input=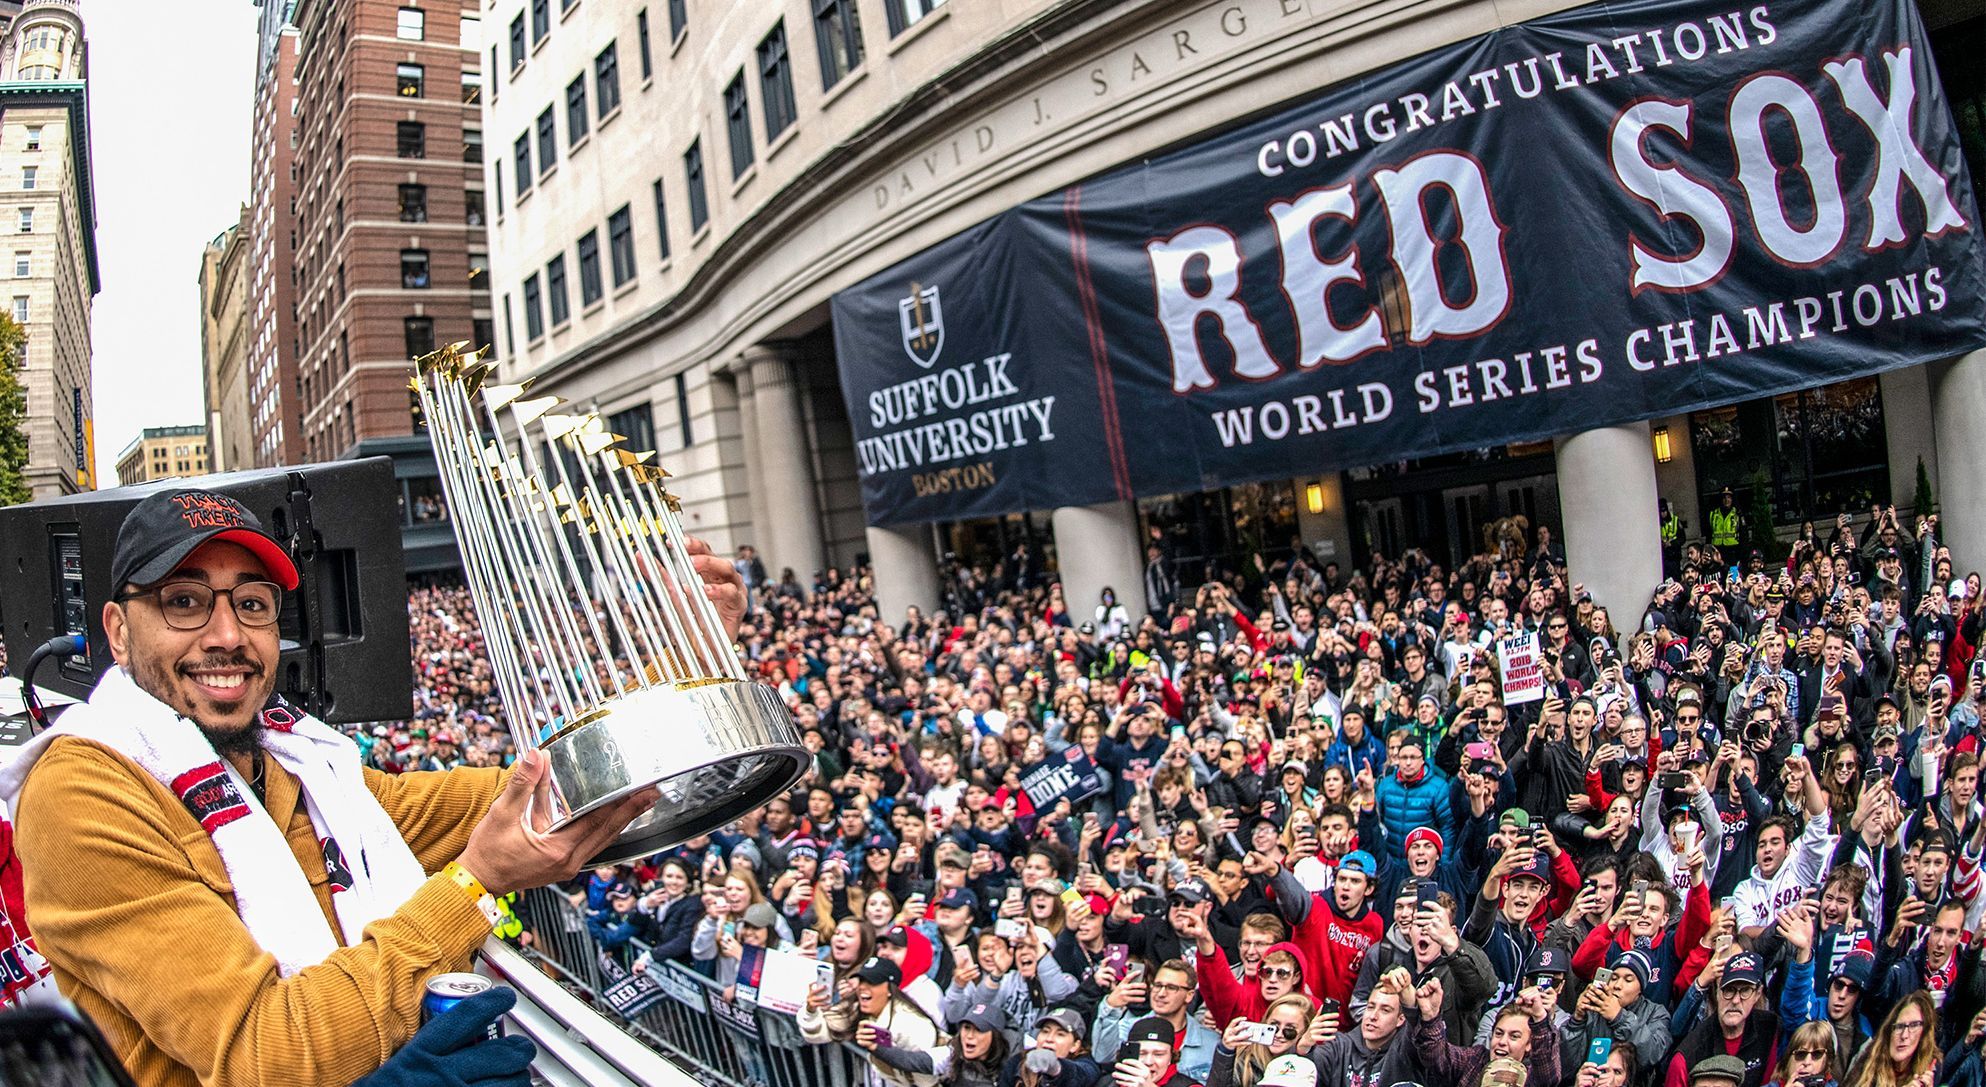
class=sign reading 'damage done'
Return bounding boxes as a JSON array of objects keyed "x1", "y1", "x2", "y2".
[{"x1": 831, "y1": 0, "x2": 1986, "y2": 527}]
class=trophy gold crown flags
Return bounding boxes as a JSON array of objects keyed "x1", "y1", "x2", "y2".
[{"x1": 410, "y1": 341, "x2": 808, "y2": 865}]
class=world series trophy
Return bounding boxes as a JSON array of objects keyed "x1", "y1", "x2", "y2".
[{"x1": 410, "y1": 341, "x2": 808, "y2": 865}]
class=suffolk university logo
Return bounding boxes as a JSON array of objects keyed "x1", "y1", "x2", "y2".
[{"x1": 898, "y1": 281, "x2": 944, "y2": 369}]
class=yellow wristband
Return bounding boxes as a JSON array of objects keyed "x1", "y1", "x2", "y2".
[{"x1": 442, "y1": 861, "x2": 487, "y2": 903}]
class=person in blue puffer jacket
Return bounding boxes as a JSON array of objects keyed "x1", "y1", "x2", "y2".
[{"x1": 1372, "y1": 737, "x2": 1455, "y2": 860}]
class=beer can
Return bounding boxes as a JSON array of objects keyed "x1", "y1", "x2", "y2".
[{"x1": 422, "y1": 973, "x2": 504, "y2": 1040}]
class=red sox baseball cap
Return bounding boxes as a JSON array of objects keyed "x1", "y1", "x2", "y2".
[{"x1": 111, "y1": 489, "x2": 300, "y2": 592}]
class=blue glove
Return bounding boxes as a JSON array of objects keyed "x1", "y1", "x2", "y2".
[{"x1": 352, "y1": 987, "x2": 536, "y2": 1087}]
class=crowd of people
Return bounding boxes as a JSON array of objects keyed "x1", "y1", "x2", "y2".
[{"x1": 379, "y1": 506, "x2": 1986, "y2": 1087}]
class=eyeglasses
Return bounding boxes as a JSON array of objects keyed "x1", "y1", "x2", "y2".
[
  {"x1": 1258, "y1": 966, "x2": 1298, "y2": 981},
  {"x1": 1149, "y1": 981, "x2": 1194, "y2": 994},
  {"x1": 1893, "y1": 1020, "x2": 1927, "y2": 1035},
  {"x1": 1791, "y1": 1049, "x2": 1829, "y2": 1061},
  {"x1": 115, "y1": 580, "x2": 283, "y2": 630}
]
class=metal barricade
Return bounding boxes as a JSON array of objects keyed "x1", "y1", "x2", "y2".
[{"x1": 518, "y1": 888, "x2": 872, "y2": 1087}]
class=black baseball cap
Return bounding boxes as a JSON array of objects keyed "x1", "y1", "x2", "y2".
[
  {"x1": 1126, "y1": 1016, "x2": 1176, "y2": 1047},
  {"x1": 855, "y1": 956, "x2": 901, "y2": 985},
  {"x1": 112, "y1": 489, "x2": 299, "y2": 592}
]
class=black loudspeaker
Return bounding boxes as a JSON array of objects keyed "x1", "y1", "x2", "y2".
[{"x1": 0, "y1": 458, "x2": 412, "y2": 724}]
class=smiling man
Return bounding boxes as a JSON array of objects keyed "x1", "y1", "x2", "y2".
[{"x1": 0, "y1": 489, "x2": 686, "y2": 1087}]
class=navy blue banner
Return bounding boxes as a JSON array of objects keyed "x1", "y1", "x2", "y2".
[{"x1": 832, "y1": 0, "x2": 1986, "y2": 526}]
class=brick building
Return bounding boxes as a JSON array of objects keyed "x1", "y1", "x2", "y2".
[
  {"x1": 290, "y1": 0, "x2": 491, "y2": 462},
  {"x1": 246, "y1": 0, "x2": 303, "y2": 468}
]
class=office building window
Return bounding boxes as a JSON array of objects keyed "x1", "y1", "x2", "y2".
[
  {"x1": 514, "y1": 133, "x2": 532, "y2": 192},
  {"x1": 724, "y1": 74, "x2": 753, "y2": 179},
  {"x1": 546, "y1": 255, "x2": 570, "y2": 324},
  {"x1": 473, "y1": 317, "x2": 495, "y2": 354},
  {"x1": 396, "y1": 63, "x2": 425, "y2": 97},
  {"x1": 674, "y1": 372, "x2": 693, "y2": 446},
  {"x1": 398, "y1": 183, "x2": 428, "y2": 222},
  {"x1": 465, "y1": 188, "x2": 485, "y2": 226},
  {"x1": 536, "y1": 108, "x2": 557, "y2": 174},
  {"x1": 685, "y1": 140, "x2": 707, "y2": 232},
  {"x1": 401, "y1": 249, "x2": 430, "y2": 288},
  {"x1": 10, "y1": 297, "x2": 25, "y2": 324},
  {"x1": 608, "y1": 403, "x2": 655, "y2": 452},
  {"x1": 489, "y1": 45, "x2": 500, "y2": 92},
  {"x1": 883, "y1": 0, "x2": 944, "y2": 36},
  {"x1": 608, "y1": 205, "x2": 635, "y2": 286},
  {"x1": 636, "y1": 9, "x2": 653, "y2": 79},
  {"x1": 522, "y1": 274, "x2": 544, "y2": 339},
  {"x1": 404, "y1": 316, "x2": 435, "y2": 358},
  {"x1": 16, "y1": 208, "x2": 30, "y2": 233},
  {"x1": 397, "y1": 120, "x2": 426, "y2": 157},
  {"x1": 19, "y1": 166, "x2": 34, "y2": 191},
  {"x1": 463, "y1": 127, "x2": 483, "y2": 164},
  {"x1": 531, "y1": 0, "x2": 550, "y2": 42},
  {"x1": 509, "y1": 14, "x2": 526, "y2": 69},
  {"x1": 11, "y1": 252, "x2": 25, "y2": 277},
  {"x1": 595, "y1": 43, "x2": 621, "y2": 116},
  {"x1": 397, "y1": 7, "x2": 425, "y2": 39},
  {"x1": 502, "y1": 293, "x2": 516, "y2": 354},
  {"x1": 461, "y1": 70, "x2": 482, "y2": 104},
  {"x1": 462, "y1": 15, "x2": 480, "y2": 46},
  {"x1": 758, "y1": 23, "x2": 796, "y2": 141},
  {"x1": 566, "y1": 76, "x2": 589, "y2": 142},
  {"x1": 494, "y1": 170, "x2": 504, "y2": 216},
  {"x1": 576, "y1": 229, "x2": 602, "y2": 305},
  {"x1": 651, "y1": 179, "x2": 671, "y2": 260},
  {"x1": 23, "y1": 126, "x2": 39, "y2": 151},
  {"x1": 468, "y1": 252, "x2": 488, "y2": 292},
  {"x1": 813, "y1": 0, "x2": 864, "y2": 90},
  {"x1": 668, "y1": 0, "x2": 686, "y2": 40}
]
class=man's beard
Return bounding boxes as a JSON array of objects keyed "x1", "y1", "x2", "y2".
[{"x1": 130, "y1": 650, "x2": 272, "y2": 757}]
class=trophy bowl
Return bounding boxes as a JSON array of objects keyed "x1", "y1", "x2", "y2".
[{"x1": 540, "y1": 680, "x2": 808, "y2": 866}]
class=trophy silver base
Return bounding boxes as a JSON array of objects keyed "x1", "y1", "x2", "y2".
[{"x1": 537, "y1": 679, "x2": 808, "y2": 867}]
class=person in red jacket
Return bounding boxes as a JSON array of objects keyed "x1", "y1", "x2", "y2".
[
  {"x1": 1177, "y1": 907, "x2": 1316, "y2": 1029},
  {"x1": 1263, "y1": 849, "x2": 1384, "y2": 1029}
]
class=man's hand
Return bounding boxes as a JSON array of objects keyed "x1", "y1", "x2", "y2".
[
  {"x1": 1415, "y1": 976, "x2": 1445, "y2": 1020},
  {"x1": 353, "y1": 988, "x2": 534, "y2": 1087},
  {"x1": 456, "y1": 750, "x2": 660, "y2": 896},
  {"x1": 684, "y1": 536, "x2": 746, "y2": 639},
  {"x1": 1106, "y1": 975, "x2": 1148, "y2": 1009}
]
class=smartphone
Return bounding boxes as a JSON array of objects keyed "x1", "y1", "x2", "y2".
[
  {"x1": 0, "y1": 1001, "x2": 140, "y2": 1087},
  {"x1": 1791, "y1": 743, "x2": 1805, "y2": 758},
  {"x1": 1531, "y1": 823, "x2": 1549, "y2": 848},
  {"x1": 1005, "y1": 885, "x2": 1023, "y2": 906},
  {"x1": 1465, "y1": 741, "x2": 1495, "y2": 762},
  {"x1": 1591, "y1": 966, "x2": 1614, "y2": 989},
  {"x1": 995, "y1": 918, "x2": 1027, "y2": 940},
  {"x1": 1417, "y1": 881, "x2": 1442, "y2": 908},
  {"x1": 1124, "y1": 962, "x2": 1147, "y2": 986},
  {"x1": 1714, "y1": 934, "x2": 1732, "y2": 953},
  {"x1": 1587, "y1": 1036, "x2": 1614, "y2": 1066},
  {"x1": 815, "y1": 961, "x2": 836, "y2": 989},
  {"x1": 1319, "y1": 997, "x2": 1341, "y2": 1019},
  {"x1": 1242, "y1": 1021, "x2": 1279, "y2": 1045},
  {"x1": 1659, "y1": 772, "x2": 1693, "y2": 790},
  {"x1": 1104, "y1": 944, "x2": 1130, "y2": 975},
  {"x1": 1630, "y1": 878, "x2": 1649, "y2": 903},
  {"x1": 1060, "y1": 886, "x2": 1084, "y2": 910},
  {"x1": 1536, "y1": 975, "x2": 1556, "y2": 994},
  {"x1": 870, "y1": 1026, "x2": 893, "y2": 1048}
]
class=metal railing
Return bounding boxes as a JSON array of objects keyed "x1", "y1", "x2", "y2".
[{"x1": 516, "y1": 888, "x2": 874, "y2": 1087}]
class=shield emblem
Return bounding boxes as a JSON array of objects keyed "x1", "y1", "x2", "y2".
[{"x1": 898, "y1": 282, "x2": 945, "y2": 368}]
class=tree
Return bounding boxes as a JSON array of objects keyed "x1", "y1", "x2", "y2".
[
  {"x1": 0, "y1": 313, "x2": 26, "y2": 506},
  {"x1": 1911, "y1": 456, "x2": 1937, "y2": 518}
]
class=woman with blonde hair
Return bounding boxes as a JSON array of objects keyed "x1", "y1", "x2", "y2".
[
  {"x1": 1843, "y1": 991, "x2": 1938, "y2": 1087},
  {"x1": 1766, "y1": 1020, "x2": 1842, "y2": 1087},
  {"x1": 1206, "y1": 994, "x2": 1317, "y2": 1087}
]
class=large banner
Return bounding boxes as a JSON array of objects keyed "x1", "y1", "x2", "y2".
[{"x1": 832, "y1": 0, "x2": 1986, "y2": 526}]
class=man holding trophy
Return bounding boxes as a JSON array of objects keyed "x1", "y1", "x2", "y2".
[{"x1": 0, "y1": 348, "x2": 804, "y2": 1086}]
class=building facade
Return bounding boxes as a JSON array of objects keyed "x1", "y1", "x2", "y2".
[
  {"x1": 478, "y1": 0, "x2": 1986, "y2": 624},
  {"x1": 199, "y1": 210, "x2": 252, "y2": 474},
  {"x1": 290, "y1": 0, "x2": 493, "y2": 463},
  {"x1": 112, "y1": 425, "x2": 207, "y2": 487},
  {"x1": 246, "y1": 0, "x2": 304, "y2": 468},
  {"x1": 0, "y1": 0, "x2": 96, "y2": 501}
]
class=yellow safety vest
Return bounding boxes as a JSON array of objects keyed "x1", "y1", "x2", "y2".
[
  {"x1": 1660, "y1": 515, "x2": 1680, "y2": 545},
  {"x1": 1709, "y1": 507, "x2": 1739, "y2": 547}
]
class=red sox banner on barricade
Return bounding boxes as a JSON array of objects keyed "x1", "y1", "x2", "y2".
[{"x1": 830, "y1": 0, "x2": 1986, "y2": 526}]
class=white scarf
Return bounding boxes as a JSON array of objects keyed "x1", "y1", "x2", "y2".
[{"x1": 0, "y1": 668, "x2": 427, "y2": 977}]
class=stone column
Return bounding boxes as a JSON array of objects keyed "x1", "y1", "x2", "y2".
[
  {"x1": 1051, "y1": 500, "x2": 1146, "y2": 629},
  {"x1": 743, "y1": 344, "x2": 827, "y2": 580},
  {"x1": 1553, "y1": 423, "x2": 1662, "y2": 626},
  {"x1": 729, "y1": 367, "x2": 774, "y2": 554},
  {"x1": 1933, "y1": 350, "x2": 1986, "y2": 572},
  {"x1": 867, "y1": 522, "x2": 941, "y2": 624}
]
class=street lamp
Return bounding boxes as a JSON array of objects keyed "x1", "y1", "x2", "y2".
[{"x1": 1652, "y1": 425, "x2": 1673, "y2": 464}]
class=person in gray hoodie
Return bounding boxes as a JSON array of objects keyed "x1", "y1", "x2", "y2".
[
  {"x1": 1303, "y1": 969, "x2": 1422, "y2": 1087},
  {"x1": 1561, "y1": 950, "x2": 1674, "y2": 1078},
  {"x1": 1350, "y1": 883, "x2": 1495, "y2": 1045}
]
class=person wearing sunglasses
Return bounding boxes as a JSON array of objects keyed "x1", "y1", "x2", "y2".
[
  {"x1": 1206, "y1": 994, "x2": 1313, "y2": 1087},
  {"x1": 1765, "y1": 1021, "x2": 1842, "y2": 1087}
]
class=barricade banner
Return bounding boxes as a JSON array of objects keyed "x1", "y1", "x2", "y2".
[
  {"x1": 832, "y1": 0, "x2": 1986, "y2": 526},
  {"x1": 598, "y1": 951, "x2": 672, "y2": 1019}
]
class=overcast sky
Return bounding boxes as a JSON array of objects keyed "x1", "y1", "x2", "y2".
[{"x1": 83, "y1": 1, "x2": 259, "y2": 483}]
